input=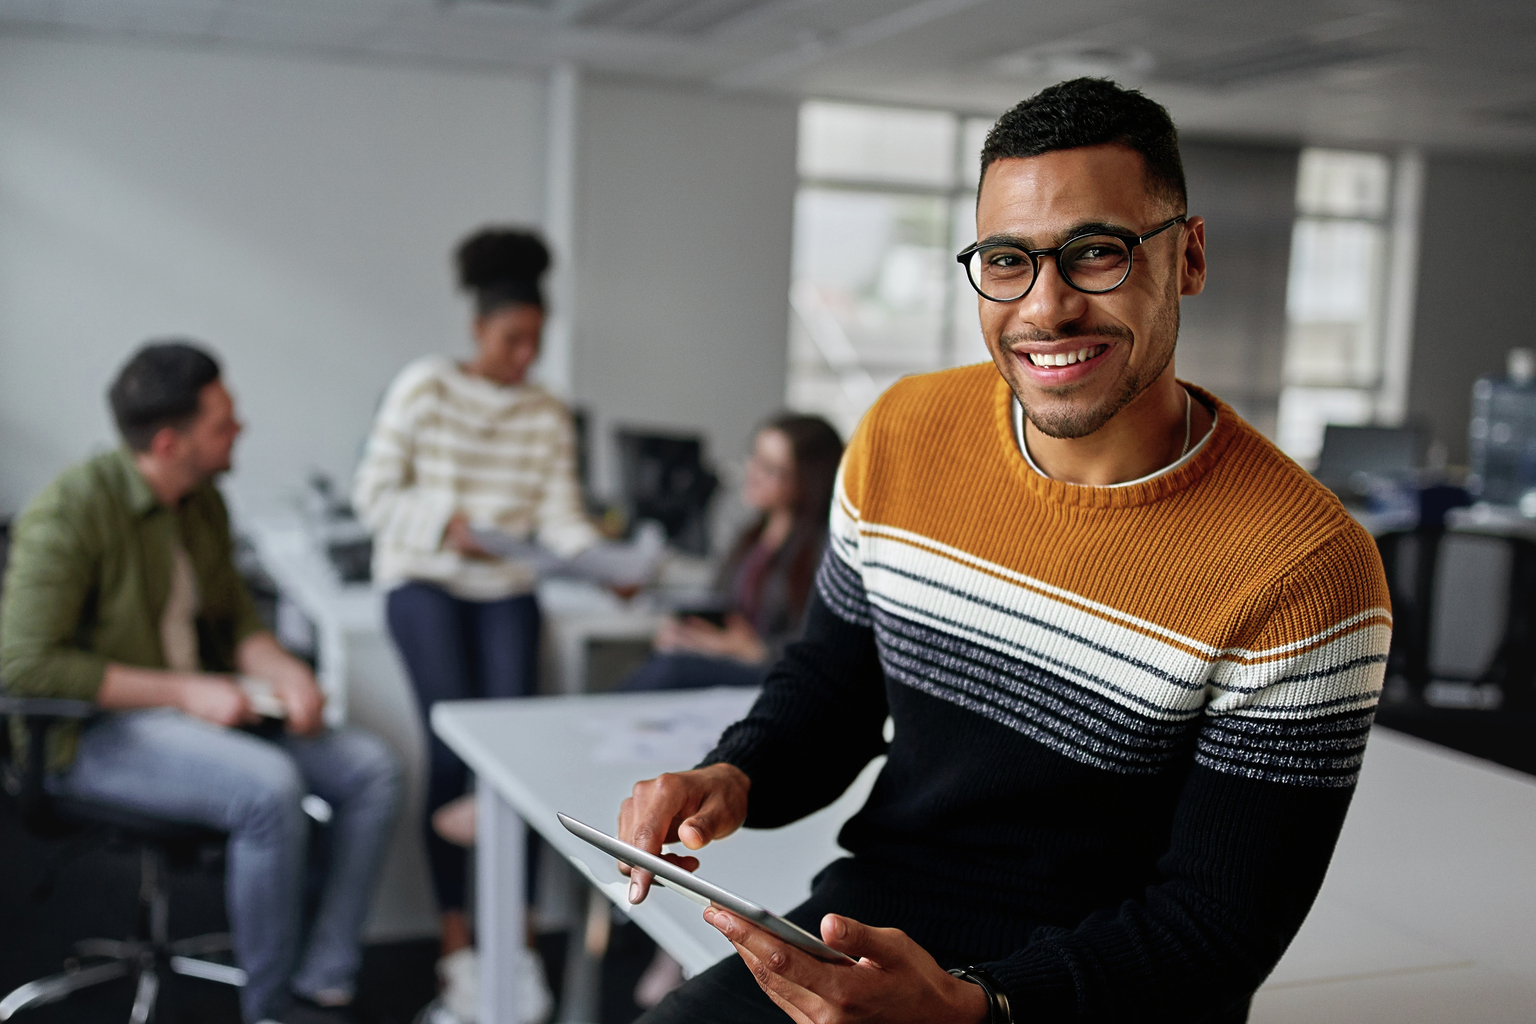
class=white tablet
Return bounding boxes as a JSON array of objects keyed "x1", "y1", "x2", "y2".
[{"x1": 557, "y1": 812, "x2": 856, "y2": 964}]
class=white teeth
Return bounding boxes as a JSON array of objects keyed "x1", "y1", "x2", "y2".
[{"x1": 1028, "y1": 345, "x2": 1103, "y2": 367}]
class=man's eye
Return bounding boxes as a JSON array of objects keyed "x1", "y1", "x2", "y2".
[{"x1": 987, "y1": 251, "x2": 1025, "y2": 268}]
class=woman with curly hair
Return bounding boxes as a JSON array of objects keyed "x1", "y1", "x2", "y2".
[{"x1": 353, "y1": 228, "x2": 597, "y2": 1015}]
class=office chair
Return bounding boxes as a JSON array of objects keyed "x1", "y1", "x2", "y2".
[
  {"x1": 1376, "y1": 528, "x2": 1536, "y2": 713},
  {"x1": 0, "y1": 696, "x2": 246, "y2": 1022}
]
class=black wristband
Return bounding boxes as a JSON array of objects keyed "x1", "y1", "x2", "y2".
[{"x1": 948, "y1": 966, "x2": 1012, "y2": 1024}]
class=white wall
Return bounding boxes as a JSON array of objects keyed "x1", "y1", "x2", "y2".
[
  {"x1": 571, "y1": 76, "x2": 798, "y2": 529},
  {"x1": 0, "y1": 35, "x2": 547, "y2": 517}
]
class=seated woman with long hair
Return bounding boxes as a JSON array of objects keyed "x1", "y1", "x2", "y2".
[{"x1": 624, "y1": 413, "x2": 843, "y2": 691}]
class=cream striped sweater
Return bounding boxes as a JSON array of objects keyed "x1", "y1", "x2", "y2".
[{"x1": 352, "y1": 356, "x2": 600, "y2": 601}]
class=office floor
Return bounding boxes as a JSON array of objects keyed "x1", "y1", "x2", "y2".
[{"x1": 0, "y1": 798, "x2": 655, "y2": 1024}]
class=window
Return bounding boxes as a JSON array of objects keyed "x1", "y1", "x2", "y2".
[
  {"x1": 787, "y1": 102, "x2": 994, "y2": 438},
  {"x1": 1275, "y1": 149, "x2": 1399, "y2": 465}
]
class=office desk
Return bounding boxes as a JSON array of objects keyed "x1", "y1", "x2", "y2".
[
  {"x1": 245, "y1": 516, "x2": 676, "y2": 939},
  {"x1": 537, "y1": 578, "x2": 666, "y2": 694},
  {"x1": 432, "y1": 689, "x2": 880, "y2": 1023},
  {"x1": 435, "y1": 691, "x2": 1536, "y2": 1024},
  {"x1": 1251, "y1": 729, "x2": 1536, "y2": 1023}
]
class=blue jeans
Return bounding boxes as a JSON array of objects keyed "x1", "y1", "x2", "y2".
[
  {"x1": 385, "y1": 582, "x2": 540, "y2": 912},
  {"x1": 51, "y1": 709, "x2": 401, "y2": 1023}
]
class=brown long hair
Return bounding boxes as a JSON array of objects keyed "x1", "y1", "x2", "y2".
[{"x1": 723, "y1": 413, "x2": 844, "y2": 628}]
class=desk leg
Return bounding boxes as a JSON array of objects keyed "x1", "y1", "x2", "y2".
[{"x1": 477, "y1": 787, "x2": 525, "y2": 1024}]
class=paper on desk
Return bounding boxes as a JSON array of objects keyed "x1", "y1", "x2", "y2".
[{"x1": 581, "y1": 689, "x2": 756, "y2": 766}]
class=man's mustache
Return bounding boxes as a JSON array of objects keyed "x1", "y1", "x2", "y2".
[{"x1": 1002, "y1": 324, "x2": 1132, "y2": 345}]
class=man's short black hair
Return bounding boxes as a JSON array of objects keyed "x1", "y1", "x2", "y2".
[
  {"x1": 981, "y1": 77, "x2": 1186, "y2": 211},
  {"x1": 108, "y1": 340, "x2": 222, "y2": 452}
]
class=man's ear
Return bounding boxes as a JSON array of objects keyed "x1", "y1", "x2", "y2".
[
  {"x1": 145, "y1": 424, "x2": 186, "y2": 461},
  {"x1": 1179, "y1": 216, "x2": 1207, "y2": 297}
]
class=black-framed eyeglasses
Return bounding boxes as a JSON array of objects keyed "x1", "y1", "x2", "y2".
[{"x1": 956, "y1": 215, "x2": 1187, "y2": 303}]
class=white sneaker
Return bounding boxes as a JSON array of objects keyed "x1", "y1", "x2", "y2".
[
  {"x1": 436, "y1": 946, "x2": 553, "y2": 1024},
  {"x1": 438, "y1": 949, "x2": 477, "y2": 1022}
]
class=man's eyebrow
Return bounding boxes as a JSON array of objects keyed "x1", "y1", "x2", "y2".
[{"x1": 976, "y1": 221, "x2": 1135, "y2": 248}]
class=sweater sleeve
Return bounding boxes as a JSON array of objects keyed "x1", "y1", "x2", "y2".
[
  {"x1": 702, "y1": 588, "x2": 889, "y2": 828},
  {"x1": 351, "y1": 360, "x2": 457, "y2": 555},
  {"x1": 980, "y1": 525, "x2": 1391, "y2": 1022}
]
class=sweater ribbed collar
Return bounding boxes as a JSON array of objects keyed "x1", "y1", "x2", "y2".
[{"x1": 993, "y1": 375, "x2": 1238, "y2": 509}]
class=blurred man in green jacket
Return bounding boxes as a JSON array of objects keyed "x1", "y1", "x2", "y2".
[{"x1": 1, "y1": 340, "x2": 400, "y2": 1024}]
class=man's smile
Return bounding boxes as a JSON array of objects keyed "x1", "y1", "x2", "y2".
[
  {"x1": 1024, "y1": 343, "x2": 1108, "y2": 368},
  {"x1": 1010, "y1": 338, "x2": 1118, "y2": 386}
]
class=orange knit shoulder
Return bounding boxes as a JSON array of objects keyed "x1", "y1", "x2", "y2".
[{"x1": 838, "y1": 363, "x2": 1004, "y2": 516}]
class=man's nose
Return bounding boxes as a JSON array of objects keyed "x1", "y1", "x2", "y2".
[{"x1": 1016, "y1": 256, "x2": 1088, "y2": 329}]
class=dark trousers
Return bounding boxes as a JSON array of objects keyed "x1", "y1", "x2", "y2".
[
  {"x1": 621, "y1": 652, "x2": 768, "y2": 692},
  {"x1": 386, "y1": 581, "x2": 540, "y2": 912}
]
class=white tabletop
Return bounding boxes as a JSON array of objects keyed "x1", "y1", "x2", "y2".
[
  {"x1": 434, "y1": 691, "x2": 1536, "y2": 1019},
  {"x1": 1252, "y1": 729, "x2": 1536, "y2": 1022},
  {"x1": 433, "y1": 688, "x2": 880, "y2": 976}
]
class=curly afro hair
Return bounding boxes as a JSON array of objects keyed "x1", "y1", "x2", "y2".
[{"x1": 454, "y1": 227, "x2": 552, "y2": 314}]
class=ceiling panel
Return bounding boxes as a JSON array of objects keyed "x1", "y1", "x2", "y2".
[{"x1": 0, "y1": 0, "x2": 1533, "y2": 153}]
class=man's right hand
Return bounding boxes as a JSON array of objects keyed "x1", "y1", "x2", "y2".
[
  {"x1": 618, "y1": 762, "x2": 751, "y2": 904},
  {"x1": 175, "y1": 675, "x2": 257, "y2": 728},
  {"x1": 99, "y1": 663, "x2": 259, "y2": 727}
]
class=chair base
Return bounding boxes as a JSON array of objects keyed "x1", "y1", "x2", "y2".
[
  {"x1": 0, "y1": 935, "x2": 246, "y2": 1023},
  {"x1": 0, "y1": 845, "x2": 245, "y2": 1022}
]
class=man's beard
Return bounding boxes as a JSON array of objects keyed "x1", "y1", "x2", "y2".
[{"x1": 1011, "y1": 299, "x2": 1181, "y2": 440}]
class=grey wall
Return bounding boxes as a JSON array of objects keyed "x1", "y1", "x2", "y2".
[
  {"x1": 1406, "y1": 155, "x2": 1536, "y2": 467},
  {"x1": 0, "y1": 35, "x2": 547, "y2": 518},
  {"x1": 1175, "y1": 140, "x2": 1301, "y2": 439},
  {"x1": 572, "y1": 77, "x2": 797, "y2": 512}
]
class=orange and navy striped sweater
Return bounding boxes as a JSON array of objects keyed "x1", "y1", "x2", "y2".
[{"x1": 705, "y1": 364, "x2": 1390, "y2": 1023}]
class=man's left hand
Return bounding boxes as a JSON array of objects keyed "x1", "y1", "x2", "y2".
[{"x1": 705, "y1": 908, "x2": 990, "y2": 1024}]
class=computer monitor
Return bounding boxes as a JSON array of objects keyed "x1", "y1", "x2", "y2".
[
  {"x1": 615, "y1": 429, "x2": 719, "y2": 556},
  {"x1": 1313, "y1": 424, "x2": 1422, "y2": 497},
  {"x1": 570, "y1": 407, "x2": 594, "y2": 509}
]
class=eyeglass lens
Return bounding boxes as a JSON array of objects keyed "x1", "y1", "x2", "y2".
[{"x1": 967, "y1": 234, "x2": 1134, "y2": 301}]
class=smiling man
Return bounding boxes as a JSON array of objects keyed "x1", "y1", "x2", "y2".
[{"x1": 617, "y1": 79, "x2": 1391, "y2": 1024}]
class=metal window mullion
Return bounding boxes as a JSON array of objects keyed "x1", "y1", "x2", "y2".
[{"x1": 939, "y1": 112, "x2": 966, "y2": 369}]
